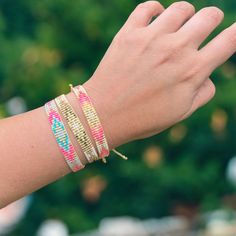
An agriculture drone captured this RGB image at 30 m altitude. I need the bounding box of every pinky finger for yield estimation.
[182,78,215,119]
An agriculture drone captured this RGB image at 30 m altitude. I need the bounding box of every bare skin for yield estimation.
[0,1,235,208]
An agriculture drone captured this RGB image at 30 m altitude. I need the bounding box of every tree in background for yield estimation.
[0,0,235,235]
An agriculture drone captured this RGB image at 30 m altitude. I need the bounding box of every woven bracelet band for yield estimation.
[70,84,128,163]
[55,94,99,163]
[44,100,85,172]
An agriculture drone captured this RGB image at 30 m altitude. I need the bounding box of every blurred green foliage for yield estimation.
[0,0,235,235]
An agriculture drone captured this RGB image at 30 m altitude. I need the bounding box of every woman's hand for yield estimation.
[83,1,236,149]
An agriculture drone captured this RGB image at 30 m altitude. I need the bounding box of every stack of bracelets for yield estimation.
[44,84,128,172]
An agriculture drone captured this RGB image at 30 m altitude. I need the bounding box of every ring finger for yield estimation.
[149,1,195,33]
[177,7,224,48]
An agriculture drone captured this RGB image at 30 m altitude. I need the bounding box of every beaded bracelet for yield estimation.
[44,100,84,172]
[55,94,99,163]
[70,84,128,163]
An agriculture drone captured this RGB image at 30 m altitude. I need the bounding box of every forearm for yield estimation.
[0,83,118,208]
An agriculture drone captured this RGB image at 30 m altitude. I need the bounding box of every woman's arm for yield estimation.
[0,91,83,207]
[0,1,236,208]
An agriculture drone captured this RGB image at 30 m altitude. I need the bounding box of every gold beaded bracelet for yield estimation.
[55,94,99,163]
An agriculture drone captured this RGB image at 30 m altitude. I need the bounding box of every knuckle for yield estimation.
[156,37,187,64]
[121,33,135,45]
[173,34,189,48]
[228,33,236,46]
[136,1,163,13]
[165,36,187,55]
[135,3,148,12]
[171,1,195,14]
[147,1,163,8]
[138,1,161,8]
[150,1,164,11]
[117,31,142,47]
[136,2,150,9]
[174,31,193,47]
[184,63,202,81]
[160,46,182,63]
[209,81,216,97]
[136,2,145,8]
[227,23,236,46]
[202,7,224,22]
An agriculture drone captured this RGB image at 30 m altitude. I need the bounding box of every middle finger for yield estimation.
[177,7,224,48]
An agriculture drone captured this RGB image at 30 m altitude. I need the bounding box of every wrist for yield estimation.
[66,77,127,162]
[82,78,128,150]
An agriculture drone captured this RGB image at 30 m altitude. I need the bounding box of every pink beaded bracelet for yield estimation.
[44,100,85,172]
[70,84,128,163]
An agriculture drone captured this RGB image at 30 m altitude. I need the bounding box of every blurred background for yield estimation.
[0,0,235,235]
